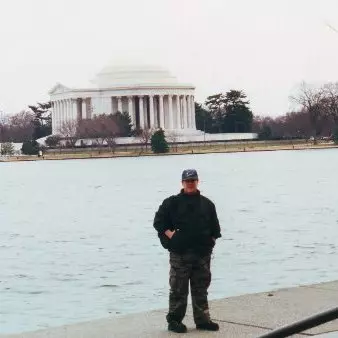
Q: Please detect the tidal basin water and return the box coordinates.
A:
[1,149,338,334]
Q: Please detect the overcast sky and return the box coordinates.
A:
[1,0,338,116]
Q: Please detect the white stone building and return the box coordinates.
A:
[49,63,198,136]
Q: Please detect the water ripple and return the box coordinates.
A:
[1,150,338,334]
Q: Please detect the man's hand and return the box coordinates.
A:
[165,230,176,239]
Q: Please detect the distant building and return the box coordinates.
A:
[48,62,257,143]
[49,62,198,136]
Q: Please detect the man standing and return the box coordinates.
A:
[153,169,221,333]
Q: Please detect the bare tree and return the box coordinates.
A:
[283,110,312,139]
[78,115,119,153]
[323,82,338,127]
[0,111,34,142]
[290,82,327,144]
[9,111,35,141]
[45,135,61,148]
[106,133,118,153]
[103,117,119,153]
[58,120,79,147]
[0,142,14,155]
[139,128,153,153]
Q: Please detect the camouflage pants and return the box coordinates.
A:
[166,251,212,325]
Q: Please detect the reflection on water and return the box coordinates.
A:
[1,149,338,333]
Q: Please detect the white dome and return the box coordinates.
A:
[92,63,178,88]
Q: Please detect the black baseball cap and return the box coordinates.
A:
[182,169,199,181]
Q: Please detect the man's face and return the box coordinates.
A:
[182,179,199,193]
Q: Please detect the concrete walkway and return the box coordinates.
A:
[2,280,338,337]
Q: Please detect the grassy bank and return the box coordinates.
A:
[1,140,337,162]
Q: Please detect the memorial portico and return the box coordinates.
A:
[49,64,198,136]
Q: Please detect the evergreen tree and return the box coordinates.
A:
[204,90,253,133]
[334,127,338,145]
[21,140,40,155]
[205,93,225,133]
[151,129,169,153]
[195,103,213,133]
[223,90,253,132]
[258,125,272,140]
[28,102,52,139]
[111,111,133,136]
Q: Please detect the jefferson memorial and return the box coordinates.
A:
[49,63,197,136]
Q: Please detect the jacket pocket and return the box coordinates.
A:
[169,230,187,251]
[191,235,215,249]
[159,233,170,249]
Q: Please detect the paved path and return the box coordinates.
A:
[2,280,338,337]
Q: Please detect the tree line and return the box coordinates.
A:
[47,112,133,151]
[2,82,338,155]
[0,102,51,143]
[0,102,52,155]
[253,82,338,143]
[194,84,338,143]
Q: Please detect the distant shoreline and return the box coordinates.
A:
[1,142,337,163]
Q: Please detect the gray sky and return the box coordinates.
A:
[1,0,338,116]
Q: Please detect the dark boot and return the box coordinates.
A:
[196,320,219,331]
[168,321,188,333]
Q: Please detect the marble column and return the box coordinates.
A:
[58,101,61,129]
[154,96,159,127]
[128,96,134,126]
[57,101,60,132]
[72,99,75,120]
[51,102,55,133]
[59,100,63,128]
[76,99,81,121]
[61,100,67,125]
[67,99,73,121]
[149,95,155,128]
[68,99,71,120]
[188,95,193,128]
[67,99,71,120]
[82,99,86,120]
[103,96,111,115]
[62,101,65,126]
[159,95,165,129]
[62,100,66,121]
[181,95,187,129]
[63,100,66,124]
[63,100,67,125]
[100,96,105,115]
[190,95,194,128]
[108,96,112,115]
[88,98,92,119]
[58,100,62,124]
[182,95,187,129]
[55,101,59,132]
[176,95,181,129]
[117,96,123,112]
[139,96,145,129]
[168,95,174,130]
[52,101,55,133]
[72,99,77,120]
[191,96,196,129]
[186,96,190,128]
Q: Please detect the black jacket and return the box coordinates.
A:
[153,190,221,254]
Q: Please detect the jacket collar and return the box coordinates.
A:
[180,189,200,196]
